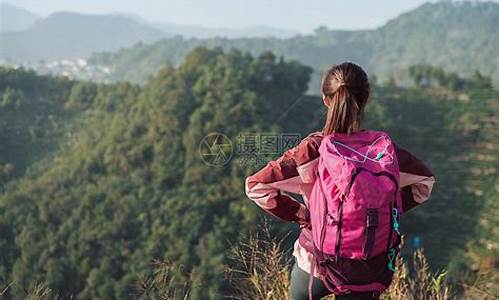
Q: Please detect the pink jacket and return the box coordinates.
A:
[245,131,435,275]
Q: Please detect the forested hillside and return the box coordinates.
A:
[0,47,497,299]
[0,68,75,187]
[89,1,499,87]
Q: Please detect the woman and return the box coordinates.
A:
[245,62,435,300]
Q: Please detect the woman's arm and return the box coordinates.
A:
[245,133,322,223]
[395,143,436,212]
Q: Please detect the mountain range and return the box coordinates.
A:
[116,12,299,38]
[0,1,498,86]
[88,1,499,87]
[0,3,299,62]
[0,2,40,32]
[0,8,171,62]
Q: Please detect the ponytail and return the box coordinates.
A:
[321,63,370,135]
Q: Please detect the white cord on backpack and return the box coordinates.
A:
[331,135,394,164]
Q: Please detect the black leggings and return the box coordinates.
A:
[289,262,380,300]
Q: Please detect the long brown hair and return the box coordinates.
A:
[321,62,370,135]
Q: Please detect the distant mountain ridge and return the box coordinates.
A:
[0,1,497,86]
[0,10,171,62]
[113,12,299,38]
[0,2,40,32]
[89,1,499,86]
[149,22,299,39]
[0,4,299,63]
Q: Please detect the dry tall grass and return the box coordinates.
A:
[25,282,59,300]
[460,265,499,300]
[225,226,292,300]
[137,259,191,300]
[382,251,450,300]
[0,281,63,300]
[226,228,454,300]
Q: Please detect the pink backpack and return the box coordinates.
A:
[307,130,402,298]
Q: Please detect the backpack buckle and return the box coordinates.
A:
[366,208,378,228]
[319,257,333,266]
[392,208,401,235]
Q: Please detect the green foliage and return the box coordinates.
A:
[0,67,76,187]
[1,87,23,109]
[66,81,98,109]
[0,48,311,299]
[409,64,492,91]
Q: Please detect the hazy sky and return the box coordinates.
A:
[2,0,496,33]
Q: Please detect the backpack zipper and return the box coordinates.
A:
[335,198,344,263]
[387,181,400,251]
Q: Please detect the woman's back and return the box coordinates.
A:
[245,62,435,300]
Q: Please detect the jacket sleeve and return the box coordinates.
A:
[395,143,436,212]
[245,133,322,222]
